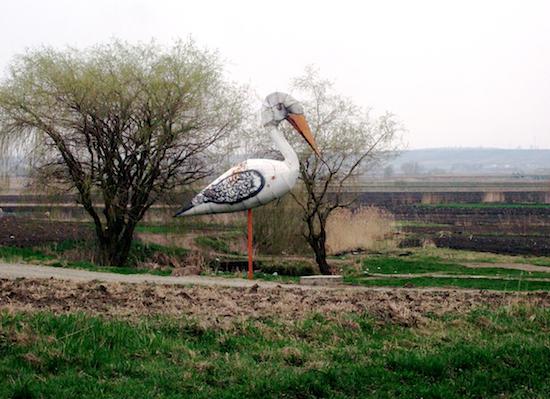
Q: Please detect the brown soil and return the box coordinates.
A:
[393,205,550,255]
[1,278,549,328]
[433,235,550,256]
[0,216,92,246]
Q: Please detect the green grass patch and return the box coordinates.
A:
[407,247,550,267]
[1,307,550,398]
[135,224,187,234]
[0,246,56,263]
[361,252,550,279]
[0,245,173,277]
[349,276,550,291]
[57,260,173,276]
[0,239,187,277]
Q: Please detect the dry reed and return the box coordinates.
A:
[326,206,396,255]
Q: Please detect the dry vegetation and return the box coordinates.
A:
[253,195,310,255]
[326,206,396,255]
[2,278,550,329]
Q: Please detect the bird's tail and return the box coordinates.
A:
[173,202,194,217]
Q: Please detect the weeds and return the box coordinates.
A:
[195,235,234,254]
[0,239,186,276]
[1,306,550,398]
[253,194,310,255]
[326,207,396,255]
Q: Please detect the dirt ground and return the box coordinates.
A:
[0,216,92,246]
[1,277,549,328]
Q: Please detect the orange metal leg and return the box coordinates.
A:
[247,208,253,280]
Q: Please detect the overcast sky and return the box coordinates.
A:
[1,0,549,149]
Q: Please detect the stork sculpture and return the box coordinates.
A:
[175,92,320,279]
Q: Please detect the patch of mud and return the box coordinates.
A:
[1,278,549,328]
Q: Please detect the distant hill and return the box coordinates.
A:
[4,148,550,178]
[386,148,550,175]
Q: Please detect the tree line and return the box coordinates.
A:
[0,40,402,273]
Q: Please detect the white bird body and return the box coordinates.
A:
[175,92,318,218]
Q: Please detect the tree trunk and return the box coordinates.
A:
[96,220,136,267]
[312,239,330,275]
[305,219,331,275]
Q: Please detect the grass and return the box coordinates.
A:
[1,307,550,398]
[195,235,235,254]
[127,241,188,263]
[0,241,184,277]
[336,248,550,291]
[0,245,172,276]
[349,276,550,291]
[135,223,188,234]
[412,247,550,267]
[361,255,550,279]
[209,271,300,283]
[0,246,54,264]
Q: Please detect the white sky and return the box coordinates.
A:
[1,0,549,149]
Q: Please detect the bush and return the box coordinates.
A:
[253,193,309,255]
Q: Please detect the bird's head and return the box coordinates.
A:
[261,92,320,157]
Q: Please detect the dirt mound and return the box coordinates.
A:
[0,216,92,246]
[1,278,549,328]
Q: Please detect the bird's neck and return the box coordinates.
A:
[269,126,299,170]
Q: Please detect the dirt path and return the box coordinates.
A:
[463,262,550,273]
[2,262,550,297]
[0,262,291,290]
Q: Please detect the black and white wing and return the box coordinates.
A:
[194,170,265,205]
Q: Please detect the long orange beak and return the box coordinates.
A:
[286,113,321,157]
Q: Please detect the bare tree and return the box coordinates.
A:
[288,68,402,274]
[0,40,247,266]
